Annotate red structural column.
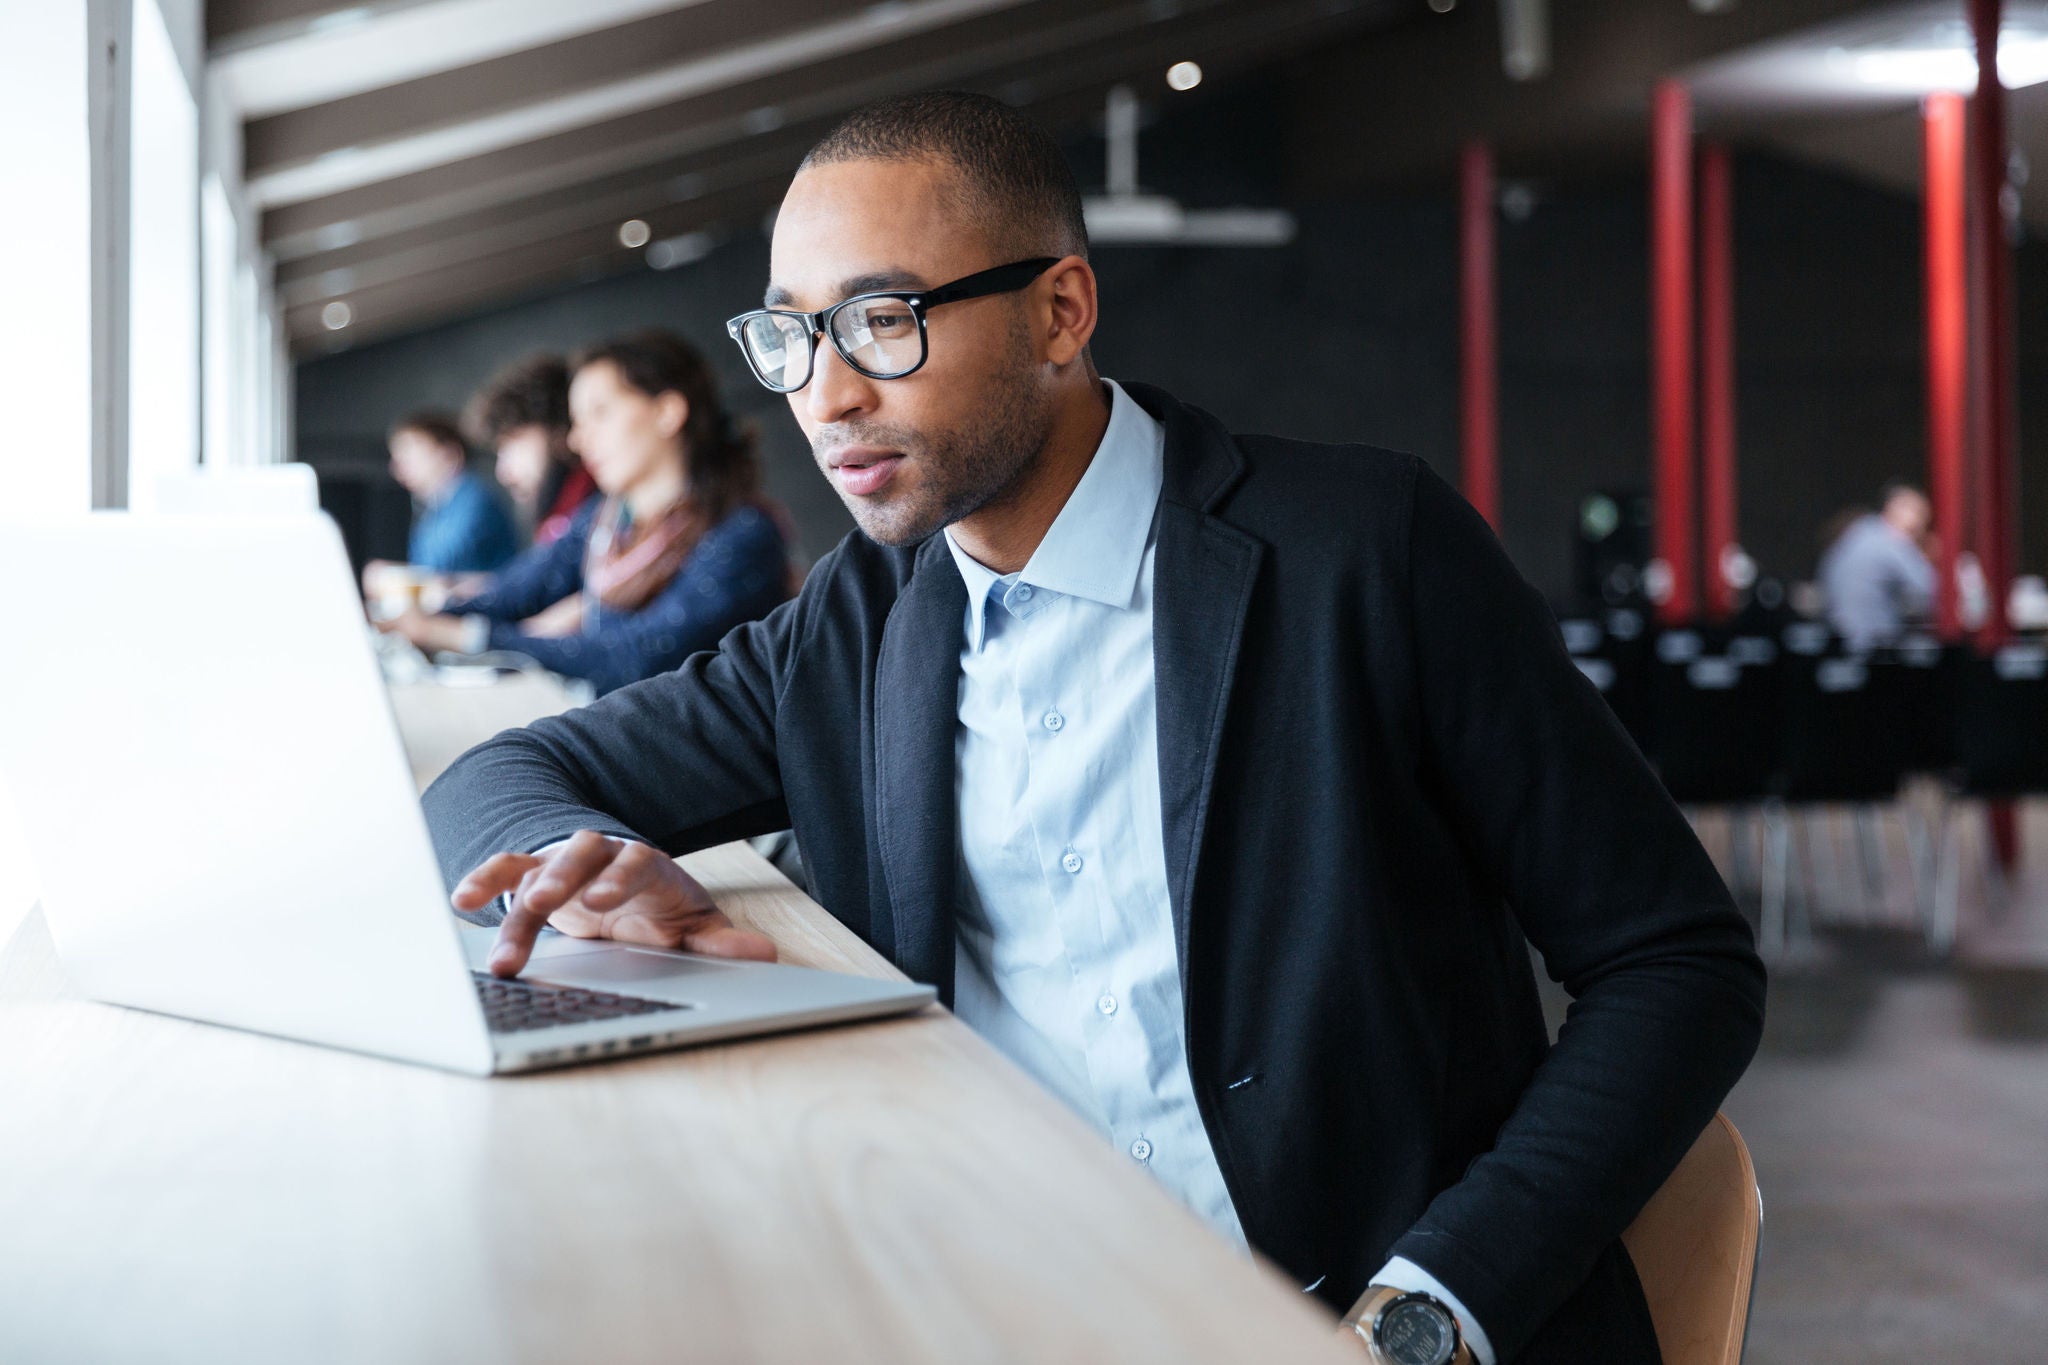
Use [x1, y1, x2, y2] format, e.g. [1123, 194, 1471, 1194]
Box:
[1651, 80, 1697, 625]
[1924, 91, 1968, 641]
[1460, 141, 1500, 530]
[1970, 0, 2020, 646]
[1969, 0, 2023, 869]
[1699, 144, 1738, 621]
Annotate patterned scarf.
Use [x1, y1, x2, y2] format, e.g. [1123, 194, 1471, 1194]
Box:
[582, 497, 708, 613]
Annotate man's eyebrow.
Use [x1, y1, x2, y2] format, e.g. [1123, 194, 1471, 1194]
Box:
[762, 268, 928, 310]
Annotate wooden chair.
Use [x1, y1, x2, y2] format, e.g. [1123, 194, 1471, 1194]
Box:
[1620, 1113, 1762, 1365]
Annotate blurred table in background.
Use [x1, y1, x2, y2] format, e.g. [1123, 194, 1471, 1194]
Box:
[387, 669, 577, 789]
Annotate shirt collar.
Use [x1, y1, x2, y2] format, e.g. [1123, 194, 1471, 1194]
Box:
[943, 379, 1165, 651]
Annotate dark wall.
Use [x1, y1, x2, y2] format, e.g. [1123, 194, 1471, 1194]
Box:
[294, 81, 2045, 604]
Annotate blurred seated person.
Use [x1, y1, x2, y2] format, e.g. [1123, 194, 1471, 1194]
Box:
[377, 330, 791, 695]
[464, 353, 597, 548]
[362, 411, 520, 602]
[1818, 481, 1936, 651]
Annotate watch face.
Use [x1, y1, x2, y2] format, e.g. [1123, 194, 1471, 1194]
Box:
[1375, 1298, 1457, 1365]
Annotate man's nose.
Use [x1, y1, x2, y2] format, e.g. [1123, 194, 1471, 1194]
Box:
[804, 340, 879, 427]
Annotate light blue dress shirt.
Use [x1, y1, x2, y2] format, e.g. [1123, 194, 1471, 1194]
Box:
[941, 380, 1496, 1365]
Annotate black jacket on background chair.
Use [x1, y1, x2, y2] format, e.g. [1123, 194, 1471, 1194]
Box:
[424, 383, 1766, 1363]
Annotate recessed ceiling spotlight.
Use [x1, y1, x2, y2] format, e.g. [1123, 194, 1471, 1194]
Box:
[1166, 60, 1202, 91]
[321, 301, 352, 330]
[618, 219, 652, 249]
[1428, 0, 1455, 12]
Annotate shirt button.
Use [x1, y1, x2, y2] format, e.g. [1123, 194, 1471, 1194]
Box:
[1043, 710, 1064, 732]
[1061, 850, 1083, 874]
[1096, 993, 1117, 1016]
[1129, 1137, 1152, 1163]
[1013, 584, 1034, 602]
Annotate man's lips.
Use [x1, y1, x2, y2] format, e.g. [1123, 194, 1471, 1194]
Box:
[825, 446, 905, 497]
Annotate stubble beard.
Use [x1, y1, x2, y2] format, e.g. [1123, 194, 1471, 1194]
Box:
[813, 321, 1053, 548]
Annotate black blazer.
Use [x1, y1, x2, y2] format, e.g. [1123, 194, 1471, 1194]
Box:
[424, 383, 1765, 1363]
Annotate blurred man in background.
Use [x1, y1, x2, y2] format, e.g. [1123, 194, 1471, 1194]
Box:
[381, 410, 519, 577]
[1819, 481, 1937, 651]
[464, 354, 597, 549]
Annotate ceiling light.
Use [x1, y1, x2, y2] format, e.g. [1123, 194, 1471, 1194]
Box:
[1850, 33, 2048, 90]
[618, 219, 651, 249]
[1428, 0, 1455, 12]
[648, 231, 716, 271]
[321, 301, 352, 330]
[1166, 61, 1202, 91]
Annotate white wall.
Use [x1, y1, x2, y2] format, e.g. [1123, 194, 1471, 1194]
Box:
[1, 3, 97, 517]
[127, 0, 202, 507]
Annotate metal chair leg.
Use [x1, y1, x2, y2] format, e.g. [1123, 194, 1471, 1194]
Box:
[1761, 801, 1789, 960]
[1854, 805, 1888, 923]
[1728, 806, 1756, 897]
[1929, 801, 1960, 958]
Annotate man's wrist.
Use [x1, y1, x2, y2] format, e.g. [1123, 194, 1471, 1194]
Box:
[1339, 1286, 1474, 1365]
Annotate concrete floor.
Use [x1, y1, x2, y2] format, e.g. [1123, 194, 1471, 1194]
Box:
[1588, 802, 2048, 1363]
[1726, 942, 2048, 1364]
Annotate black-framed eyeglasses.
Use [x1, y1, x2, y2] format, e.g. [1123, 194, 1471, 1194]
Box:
[725, 257, 1060, 394]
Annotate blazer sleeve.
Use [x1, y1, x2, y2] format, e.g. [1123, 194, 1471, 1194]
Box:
[480, 505, 787, 695]
[443, 502, 595, 623]
[419, 537, 830, 893]
[1385, 460, 1767, 1360]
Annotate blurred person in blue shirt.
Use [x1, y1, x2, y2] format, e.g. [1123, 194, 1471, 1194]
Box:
[377, 331, 792, 695]
[376, 410, 520, 578]
[1818, 481, 1937, 651]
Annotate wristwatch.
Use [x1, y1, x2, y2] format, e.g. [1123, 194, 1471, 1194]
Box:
[1341, 1286, 1473, 1365]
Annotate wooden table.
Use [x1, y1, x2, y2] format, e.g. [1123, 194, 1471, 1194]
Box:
[0, 681, 1358, 1364]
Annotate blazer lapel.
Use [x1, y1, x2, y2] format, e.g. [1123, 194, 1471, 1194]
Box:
[1138, 386, 1266, 991]
[873, 536, 968, 1004]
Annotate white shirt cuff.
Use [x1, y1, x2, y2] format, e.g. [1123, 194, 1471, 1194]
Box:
[1371, 1257, 1497, 1365]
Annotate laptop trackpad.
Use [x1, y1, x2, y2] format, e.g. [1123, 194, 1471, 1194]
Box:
[526, 945, 742, 988]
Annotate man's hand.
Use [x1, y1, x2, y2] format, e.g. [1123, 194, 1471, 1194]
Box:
[450, 830, 778, 976]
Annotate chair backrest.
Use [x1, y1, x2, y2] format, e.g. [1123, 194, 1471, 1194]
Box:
[1620, 1113, 1761, 1365]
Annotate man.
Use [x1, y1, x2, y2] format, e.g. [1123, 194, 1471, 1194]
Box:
[425, 92, 1764, 1364]
[383, 409, 519, 575]
[1819, 481, 1938, 651]
[462, 354, 597, 548]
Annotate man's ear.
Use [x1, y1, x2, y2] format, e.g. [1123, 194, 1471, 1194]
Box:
[1042, 255, 1099, 369]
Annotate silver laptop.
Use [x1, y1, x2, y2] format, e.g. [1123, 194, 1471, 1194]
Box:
[0, 512, 933, 1075]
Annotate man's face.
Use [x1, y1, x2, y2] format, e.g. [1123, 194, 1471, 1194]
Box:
[388, 429, 460, 497]
[493, 425, 556, 507]
[1886, 490, 1932, 541]
[766, 157, 1055, 546]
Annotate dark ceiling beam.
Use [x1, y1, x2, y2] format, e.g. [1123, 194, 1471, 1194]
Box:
[243, 0, 854, 176]
[286, 0, 1405, 349]
[285, 179, 786, 347]
[275, 137, 813, 295]
[257, 0, 1230, 250]
[262, 0, 1397, 261]
[277, 170, 787, 311]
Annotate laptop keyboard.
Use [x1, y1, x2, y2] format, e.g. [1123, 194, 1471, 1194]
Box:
[471, 970, 686, 1034]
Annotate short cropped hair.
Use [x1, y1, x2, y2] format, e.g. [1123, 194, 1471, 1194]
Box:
[464, 353, 570, 448]
[388, 409, 467, 457]
[799, 90, 1089, 262]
